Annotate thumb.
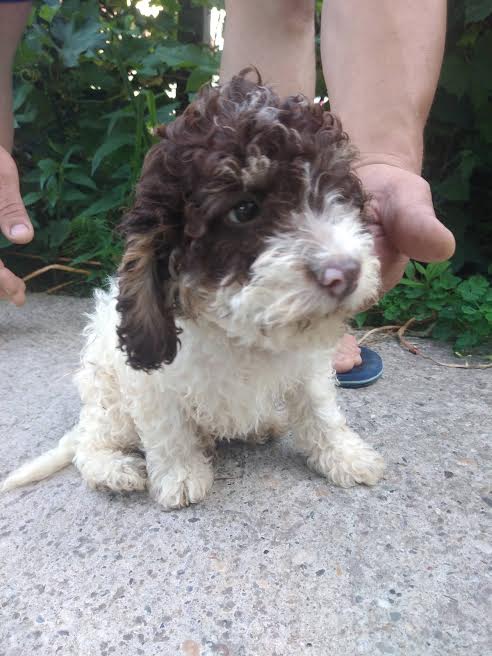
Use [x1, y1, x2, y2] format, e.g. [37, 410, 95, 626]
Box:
[0, 146, 33, 244]
[387, 181, 455, 263]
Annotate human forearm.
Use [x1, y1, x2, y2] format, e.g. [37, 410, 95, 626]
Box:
[321, 0, 446, 173]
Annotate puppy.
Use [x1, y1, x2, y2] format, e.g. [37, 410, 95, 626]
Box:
[2, 72, 384, 509]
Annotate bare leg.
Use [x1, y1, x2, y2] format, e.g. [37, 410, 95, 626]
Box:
[221, 0, 315, 99]
[0, 2, 31, 152]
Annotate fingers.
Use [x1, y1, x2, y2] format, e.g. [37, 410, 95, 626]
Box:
[370, 224, 409, 292]
[0, 146, 33, 244]
[386, 176, 456, 263]
[0, 258, 26, 306]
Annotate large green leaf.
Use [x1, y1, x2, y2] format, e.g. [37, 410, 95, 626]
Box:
[51, 18, 105, 68]
[78, 187, 127, 218]
[64, 170, 97, 190]
[91, 135, 135, 175]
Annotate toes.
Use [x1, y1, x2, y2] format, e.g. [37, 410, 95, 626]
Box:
[149, 461, 214, 510]
[77, 453, 147, 492]
[333, 334, 362, 373]
[308, 435, 385, 488]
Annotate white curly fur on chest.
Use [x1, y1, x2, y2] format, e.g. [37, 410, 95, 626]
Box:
[89, 285, 320, 441]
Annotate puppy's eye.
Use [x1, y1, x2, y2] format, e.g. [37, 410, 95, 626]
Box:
[227, 200, 259, 225]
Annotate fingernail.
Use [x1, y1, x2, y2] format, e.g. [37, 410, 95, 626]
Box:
[10, 224, 30, 238]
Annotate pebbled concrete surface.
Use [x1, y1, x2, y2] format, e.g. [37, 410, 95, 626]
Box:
[0, 293, 490, 656]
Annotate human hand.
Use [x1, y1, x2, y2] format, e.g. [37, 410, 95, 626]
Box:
[0, 146, 33, 306]
[356, 162, 455, 292]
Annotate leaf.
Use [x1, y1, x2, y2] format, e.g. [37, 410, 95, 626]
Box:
[38, 158, 58, 189]
[64, 170, 97, 190]
[91, 135, 134, 175]
[22, 191, 43, 206]
[103, 105, 134, 136]
[465, 0, 492, 23]
[399, 279, 425, 288]
[404, 261, 416, 279]
[13, 82, 33, 112]
[61, 145, 82, 168]
[156, 102, 178, 125]
[186, 67, 213, 93]
[46, 219, 72, 248]
[51, 18, 105, 68]
[354, 312, 367, 329]
[426, 261, 451, 280]
[78, 188, 126, 218]
[61, 188, 90, 202]
[458, 275, 489, 301]
[39, 3, 61, 24]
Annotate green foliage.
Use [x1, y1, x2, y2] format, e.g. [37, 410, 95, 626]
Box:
[8, 0, 219, 280]
[424, 0, 492, 272]
[360, 261, 492, 353]
[5, 0, 491, 353]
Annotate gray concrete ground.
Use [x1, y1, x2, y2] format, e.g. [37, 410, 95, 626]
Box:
[0, 293, 490, 656]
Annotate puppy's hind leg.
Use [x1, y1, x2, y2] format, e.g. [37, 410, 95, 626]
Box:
[73, 364, 147, 494]
[74, 405, 147, 493]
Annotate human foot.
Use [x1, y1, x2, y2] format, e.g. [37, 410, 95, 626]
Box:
[333, 333, 362, 373]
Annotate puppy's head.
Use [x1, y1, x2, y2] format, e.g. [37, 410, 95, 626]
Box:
[117, 70, 380, 371]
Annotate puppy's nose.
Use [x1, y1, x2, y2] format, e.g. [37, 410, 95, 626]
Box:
[313, 257, 361, 299]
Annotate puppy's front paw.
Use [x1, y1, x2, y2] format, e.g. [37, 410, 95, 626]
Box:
[308, 431, 384, 488]
[149, 458, 214, 510]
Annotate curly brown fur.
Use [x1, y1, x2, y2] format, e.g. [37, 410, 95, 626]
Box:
[116, 69, 368, 372]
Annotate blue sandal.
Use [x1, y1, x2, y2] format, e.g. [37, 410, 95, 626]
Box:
[336, 346, 383, 388]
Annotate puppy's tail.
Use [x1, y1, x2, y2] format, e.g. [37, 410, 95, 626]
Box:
[1, 428, 78, 493]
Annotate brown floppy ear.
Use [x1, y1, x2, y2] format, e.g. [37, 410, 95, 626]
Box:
[116, 139, 183, 372]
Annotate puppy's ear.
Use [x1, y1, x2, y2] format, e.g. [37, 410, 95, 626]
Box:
[116, 139, 183, 372]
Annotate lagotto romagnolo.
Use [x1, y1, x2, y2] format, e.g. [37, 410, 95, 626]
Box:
[2, 70, 385, 509]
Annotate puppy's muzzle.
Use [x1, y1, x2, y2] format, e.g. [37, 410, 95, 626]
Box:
[309, 257, 361, 300]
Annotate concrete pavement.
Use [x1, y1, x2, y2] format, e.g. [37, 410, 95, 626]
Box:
[0, 293, 490, 656]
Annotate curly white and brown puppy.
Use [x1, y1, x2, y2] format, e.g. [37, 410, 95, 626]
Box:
[2, 70, 384, 509]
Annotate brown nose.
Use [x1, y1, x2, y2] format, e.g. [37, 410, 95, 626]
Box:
[312, 257, 361, 300]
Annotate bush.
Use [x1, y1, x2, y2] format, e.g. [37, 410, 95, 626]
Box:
[6, 0, 218, 281]
[3, 0, 491, 350]
[358, 262, 492, 353]
[425, 0, 492, 273]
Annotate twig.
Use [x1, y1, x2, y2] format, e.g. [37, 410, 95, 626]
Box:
[397, 317, 419, 354]
[397, 317, 492, 368]
[12, 252, 102, 267]
[412, 351, 492, 370]
[357, 325, 400, 345]
[46, 280, 78, 295]
[23, 264, 91, 283]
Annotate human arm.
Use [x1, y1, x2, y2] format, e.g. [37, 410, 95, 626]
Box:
[321, 0, 455, 290]
[0, 1, 34, 306]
